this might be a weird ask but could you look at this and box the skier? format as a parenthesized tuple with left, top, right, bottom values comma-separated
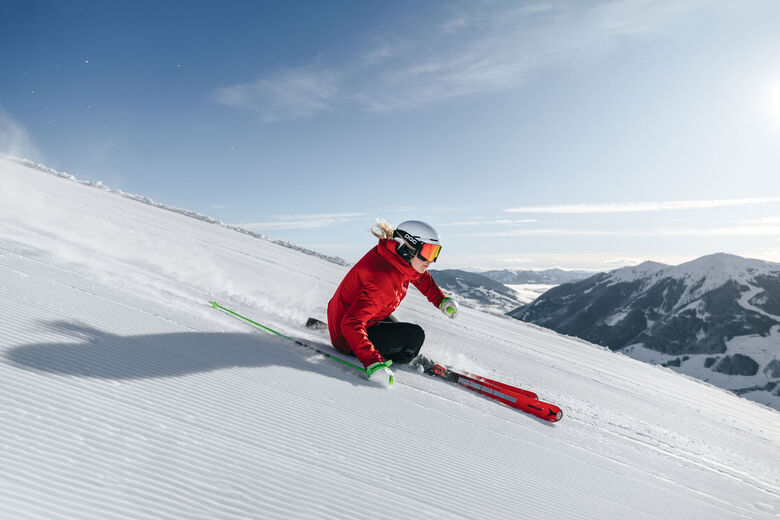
(327, 220, 460, 385)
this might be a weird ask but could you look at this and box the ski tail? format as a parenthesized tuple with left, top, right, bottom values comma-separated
(432, 365, 563, 423)
(304, 317, 328, 331)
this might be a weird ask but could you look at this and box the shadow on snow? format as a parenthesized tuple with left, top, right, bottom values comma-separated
(5, 320, 368, 386)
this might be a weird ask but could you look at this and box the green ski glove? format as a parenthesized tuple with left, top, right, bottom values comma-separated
(439, 297, 460, 319)
(366, 360, 394, 387)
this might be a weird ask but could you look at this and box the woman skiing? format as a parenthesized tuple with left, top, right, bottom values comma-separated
(327, 220, 459, 385)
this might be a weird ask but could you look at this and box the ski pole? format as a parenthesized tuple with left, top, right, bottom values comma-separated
(209, 301, 368, 374)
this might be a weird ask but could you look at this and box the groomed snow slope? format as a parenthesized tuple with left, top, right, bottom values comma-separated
(1, 156, 778, 519)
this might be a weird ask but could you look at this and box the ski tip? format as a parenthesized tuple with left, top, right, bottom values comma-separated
(209, 300, 220, 308)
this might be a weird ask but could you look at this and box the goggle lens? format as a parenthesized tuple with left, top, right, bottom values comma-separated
(417, 243, 441, 262)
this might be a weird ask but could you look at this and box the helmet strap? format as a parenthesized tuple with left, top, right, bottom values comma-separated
(395, 241, 415, 264)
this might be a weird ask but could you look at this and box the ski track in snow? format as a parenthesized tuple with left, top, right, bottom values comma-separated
(1, 156, 779, 519)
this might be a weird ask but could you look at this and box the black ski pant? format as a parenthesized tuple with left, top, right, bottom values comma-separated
(366, 320, 425, 365)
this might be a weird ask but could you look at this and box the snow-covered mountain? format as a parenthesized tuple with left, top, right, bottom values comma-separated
(511, 254, 780, 410)
(1, 155, 779, 519)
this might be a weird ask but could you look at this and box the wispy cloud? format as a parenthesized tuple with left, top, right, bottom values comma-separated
(216, 0, 707, 120)
(215, 67, 341, 122)
(505, 198, 780, 214)
(241, 212, 366, 231)
(463, 228, 632, 237)
(744, 216, 780, 225)
(271, 212, 367, 220)
(441, 218, 538, 226)
(462, 224, 780, 238)
(661, 225, 780, 237)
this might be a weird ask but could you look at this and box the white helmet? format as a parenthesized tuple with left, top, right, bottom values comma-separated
(393, 220, 441, 263)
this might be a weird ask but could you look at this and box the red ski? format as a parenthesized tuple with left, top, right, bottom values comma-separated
(454, 369, 538, 400)
(215, 307, 563, 422)
(427, 364, 563, 423)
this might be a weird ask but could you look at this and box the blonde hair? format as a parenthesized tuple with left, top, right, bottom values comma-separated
(370, 219, 395, 240)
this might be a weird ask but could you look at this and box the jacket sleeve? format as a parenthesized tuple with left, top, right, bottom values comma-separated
(340, 284, 386, 368)
(412, 271, 446, 308)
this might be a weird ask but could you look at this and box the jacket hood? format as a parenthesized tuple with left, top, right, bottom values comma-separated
(377, 239, 422, 281)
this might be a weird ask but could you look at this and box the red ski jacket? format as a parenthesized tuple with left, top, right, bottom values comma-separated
(328, 239, 446, 368)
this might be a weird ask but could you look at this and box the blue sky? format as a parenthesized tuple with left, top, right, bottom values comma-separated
(2, 0, 780, 271)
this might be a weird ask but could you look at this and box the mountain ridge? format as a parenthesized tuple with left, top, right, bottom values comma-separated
(511, 253, 780, 410)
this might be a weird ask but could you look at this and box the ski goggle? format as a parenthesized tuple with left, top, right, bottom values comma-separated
(417, 242, 441, 262)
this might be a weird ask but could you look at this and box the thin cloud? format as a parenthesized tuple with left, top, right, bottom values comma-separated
(215, 66, 341, 122)
(505, 198, 780, 214)
(661, 225, 780, 237)
(442, 218, 538, 226)
(242, 220, 340, 231)
(361, 0, 707, 112)
(744, 216, 780, 225)
(271, 212, 367, 221)
(462, 224, 780, 238)
(463, 228, 633, 238)
(602, 257, 652, 267)
(242, 212, 366, 231)
(215, 1, 707, 120)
